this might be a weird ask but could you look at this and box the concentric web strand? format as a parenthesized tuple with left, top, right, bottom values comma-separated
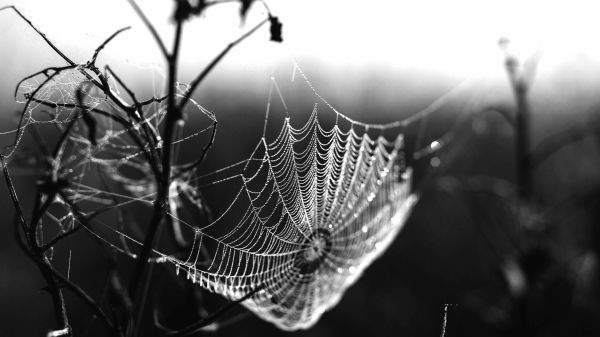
(159, 106, 417, 330)
(3, 60, 472, 331)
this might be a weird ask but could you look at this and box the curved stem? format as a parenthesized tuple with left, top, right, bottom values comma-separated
(2, 157, 71, 335)
(128, 17, 184, 337)
(167, 286, 263, 337)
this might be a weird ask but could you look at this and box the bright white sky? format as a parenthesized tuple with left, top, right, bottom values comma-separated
(1, 0, 599, 162)
(1, 0, 599, 79)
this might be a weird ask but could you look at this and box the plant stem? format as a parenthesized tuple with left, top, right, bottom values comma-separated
(1, 156, 71, 335)
(514, 83, 532, 202)
(168, 286, 263, 337)
(37, 255, 71, 335)
(128, 19, 184, 337)
(177, 18, 268, 112)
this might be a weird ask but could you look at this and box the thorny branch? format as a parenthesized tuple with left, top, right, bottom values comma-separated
(166, 286, 264, 337)
(126, 2, 278, 336)
(179, 121, 218, 174)
(2, 1, 281, 336)
(126, 5, 185, 335)
(2, 155, 71, 335)
(88, 26, 132, 66)
(125, 0, 168, 59)
(177, 17, 269, 112)
(0, 6, 75, 65)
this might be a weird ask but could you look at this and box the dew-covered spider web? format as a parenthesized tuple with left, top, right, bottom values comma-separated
(159, 105, 417, 330)
(4, 59, 471, 331)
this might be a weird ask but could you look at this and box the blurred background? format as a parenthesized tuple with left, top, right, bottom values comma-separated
(1, 0, 600, 336)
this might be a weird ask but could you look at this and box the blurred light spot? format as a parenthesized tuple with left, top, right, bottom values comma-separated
(472, 117, 488, 134)
(502, 259, 527, 297)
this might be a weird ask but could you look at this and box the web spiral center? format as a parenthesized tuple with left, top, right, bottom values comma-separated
(294, 229, 332, 274)
(304, 236, 327, 262)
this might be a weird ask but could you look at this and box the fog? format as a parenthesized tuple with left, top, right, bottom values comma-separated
(1, 1, 600, 337)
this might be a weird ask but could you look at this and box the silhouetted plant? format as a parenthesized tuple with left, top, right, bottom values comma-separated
(2, 3, 600, 337)
(1, 1, 282, 336)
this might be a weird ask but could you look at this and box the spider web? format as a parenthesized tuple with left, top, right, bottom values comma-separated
(4, 61, 473, 331)
(159, 105, 416, 330)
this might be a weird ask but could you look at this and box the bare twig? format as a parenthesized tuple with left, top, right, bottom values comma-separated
(13, 65, 76, 99)
(56, 191, 125, 336)
(179, 121, 218, 173)
(167, 286, 263, 337)
(514, 82, 532, 201)
(128, 15, 185, 337)
(529, 124, 600, 169)
(103, 64, 164, 167)
(89, 26, 131, 66)
(26, 97, 130, 130)
(140, 95, 168, 106)
(0, 6, 75, 65)
(48, 257, 123, 337)
(502, 47, 538, 202)
(439, 304, 449, 337)
(126, 0, 168, 58)
(40, 205, 110, 252)
(177, 17, 269, 112)
(5, 65, 78, 158)
(4, 3, 281, 336)
(2, 156, 71, 335)
(25, 95, 160, 177)
(105, 65, 140, 107)
(2, 155, 30, 252)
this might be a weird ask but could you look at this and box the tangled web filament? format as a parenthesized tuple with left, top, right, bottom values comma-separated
(8, 62, 418, 331)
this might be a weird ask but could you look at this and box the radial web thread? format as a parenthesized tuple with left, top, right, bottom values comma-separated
(160, 106, 417, 330)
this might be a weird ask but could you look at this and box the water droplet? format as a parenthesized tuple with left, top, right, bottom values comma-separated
(430, 157, 441, 167)
(349, 266, 356, 274)
(336, 267, 343, 274)
(375, 242, 382, 250)
(401, 169, 411, 181)
(177, 119, 185, 127)
(367, 192, 376, 202)
(362, 226, 368, 233)
(46, 247, 54, 261)
(175, 264, 180, 275)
